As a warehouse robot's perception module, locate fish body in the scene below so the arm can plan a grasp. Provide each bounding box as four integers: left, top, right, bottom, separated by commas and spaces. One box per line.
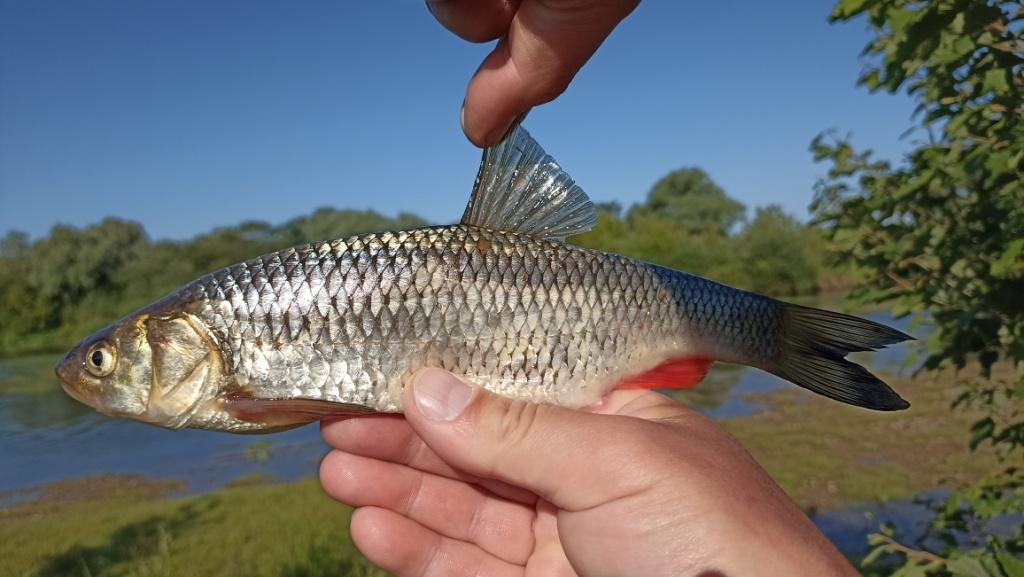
56, 125, 911, 433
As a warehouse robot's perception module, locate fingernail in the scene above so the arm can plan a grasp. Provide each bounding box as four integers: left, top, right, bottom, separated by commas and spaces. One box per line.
413, 369, 474, 421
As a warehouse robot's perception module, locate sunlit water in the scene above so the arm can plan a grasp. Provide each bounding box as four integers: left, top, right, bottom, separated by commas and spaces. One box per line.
0, 310, 932, 556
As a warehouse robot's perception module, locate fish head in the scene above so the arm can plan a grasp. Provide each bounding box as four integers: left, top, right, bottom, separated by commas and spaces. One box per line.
56, 306, 223, 429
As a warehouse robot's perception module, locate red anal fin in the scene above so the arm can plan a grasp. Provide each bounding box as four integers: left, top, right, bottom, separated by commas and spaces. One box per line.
617, 357, 714, 390
221, 394, 377, 428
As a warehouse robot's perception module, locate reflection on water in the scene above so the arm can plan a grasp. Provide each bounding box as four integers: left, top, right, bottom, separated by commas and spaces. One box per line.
814, 493, 943, 557
814, 491, 1023, 557
1, 389, 95, 431
674, 365, 792, 419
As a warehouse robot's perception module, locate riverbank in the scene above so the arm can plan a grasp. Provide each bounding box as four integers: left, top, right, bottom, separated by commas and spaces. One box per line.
719, 364, 1001, 511
0, 476, 386, 577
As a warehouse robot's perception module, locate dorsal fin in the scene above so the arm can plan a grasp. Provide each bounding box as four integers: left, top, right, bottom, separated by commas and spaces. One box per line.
460, 124, 597, 242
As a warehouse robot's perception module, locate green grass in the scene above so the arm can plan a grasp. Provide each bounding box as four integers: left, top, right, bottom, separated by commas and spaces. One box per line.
0, 477, 387, 577
719, 365, 1004, 510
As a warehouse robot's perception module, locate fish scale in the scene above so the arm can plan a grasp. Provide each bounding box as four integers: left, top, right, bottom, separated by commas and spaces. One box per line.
181, 225, 755, 414
56, 124, 910, 433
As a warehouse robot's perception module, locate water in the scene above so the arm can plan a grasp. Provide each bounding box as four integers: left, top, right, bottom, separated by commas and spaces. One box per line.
0, 309, 935, 556
814, 493, 944, 557
812, 491, 1023, 557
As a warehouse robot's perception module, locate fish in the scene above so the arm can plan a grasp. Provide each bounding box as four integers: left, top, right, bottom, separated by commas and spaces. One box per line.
55, 125, 912, 433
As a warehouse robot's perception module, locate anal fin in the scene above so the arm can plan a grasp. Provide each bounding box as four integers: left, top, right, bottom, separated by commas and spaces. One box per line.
617, 357, 714, 390
221, 394, 377, 428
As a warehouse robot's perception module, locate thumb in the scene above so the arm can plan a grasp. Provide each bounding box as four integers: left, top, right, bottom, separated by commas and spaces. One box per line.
403, 368, 658, 510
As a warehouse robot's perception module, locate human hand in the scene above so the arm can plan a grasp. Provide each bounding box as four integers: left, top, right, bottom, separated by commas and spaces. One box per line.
320, 369, 858, 577
427, 0, 640, 147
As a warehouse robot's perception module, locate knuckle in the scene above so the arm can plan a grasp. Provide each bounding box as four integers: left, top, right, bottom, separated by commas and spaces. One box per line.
526, 74, 571, 104
498, 398, 541, 446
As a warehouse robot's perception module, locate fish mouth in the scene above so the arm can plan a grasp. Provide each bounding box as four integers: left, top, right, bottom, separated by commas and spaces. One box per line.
57, 374, 95, 410
54, 352, 100, 410
57, 375, 131, 418
59, 379, 92, 407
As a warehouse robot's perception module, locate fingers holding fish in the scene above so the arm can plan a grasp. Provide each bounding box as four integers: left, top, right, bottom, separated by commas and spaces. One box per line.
321, 415, 455, 478
320, 450, 536, 564
321, 415, 538, 505
403, 369, 663, 511
527, 500, 581, 577
349, 506, 526, 577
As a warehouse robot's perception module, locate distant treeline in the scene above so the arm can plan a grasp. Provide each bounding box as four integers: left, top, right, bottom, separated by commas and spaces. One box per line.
572, 168, 849, 296
0, 168, 846, 356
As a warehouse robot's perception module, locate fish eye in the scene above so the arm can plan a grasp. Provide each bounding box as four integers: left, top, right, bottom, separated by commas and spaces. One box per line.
85, 342, 116, 377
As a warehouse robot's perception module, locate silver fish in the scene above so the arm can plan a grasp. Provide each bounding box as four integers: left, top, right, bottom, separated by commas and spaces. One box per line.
56, 125, 911, 433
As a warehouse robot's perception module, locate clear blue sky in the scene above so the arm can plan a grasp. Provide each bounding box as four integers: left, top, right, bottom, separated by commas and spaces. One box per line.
0, 1, 917, 241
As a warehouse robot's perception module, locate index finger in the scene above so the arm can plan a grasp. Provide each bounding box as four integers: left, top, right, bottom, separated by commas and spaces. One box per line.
461, 0, 640, 146
426, 0, 519, 43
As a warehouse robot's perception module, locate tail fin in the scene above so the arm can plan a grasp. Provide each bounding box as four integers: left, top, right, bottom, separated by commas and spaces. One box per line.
766, 304, 913, 411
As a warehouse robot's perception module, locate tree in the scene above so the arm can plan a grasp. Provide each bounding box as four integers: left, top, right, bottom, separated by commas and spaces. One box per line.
572, 172, 831, 294
813, 0, 1023, 573
0, 231, 29, 259
735, 206, 820, 296
280, 208, 429, 246
27, 219, 147, 322
628, 168, 746, 236
0, 207, 439, 356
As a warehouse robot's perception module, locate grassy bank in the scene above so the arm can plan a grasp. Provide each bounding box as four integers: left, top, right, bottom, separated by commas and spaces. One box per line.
0, 476, 386, 577
718, 365, 1002, 511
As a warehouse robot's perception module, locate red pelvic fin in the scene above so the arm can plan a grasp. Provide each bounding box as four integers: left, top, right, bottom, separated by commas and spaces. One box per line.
617, 357, 714, 390
221, 394, 377, 427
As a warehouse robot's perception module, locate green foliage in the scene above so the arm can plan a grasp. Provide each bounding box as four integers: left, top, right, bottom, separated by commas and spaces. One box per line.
733, 206, 823, 296
627, 167, 747, 235
575, 176, 828, 295
815, 0, 1024, 573
0, 209, 427, 357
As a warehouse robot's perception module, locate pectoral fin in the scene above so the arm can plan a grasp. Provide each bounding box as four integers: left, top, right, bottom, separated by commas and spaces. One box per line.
461, 123, 597, 241
221, 394, 377, 428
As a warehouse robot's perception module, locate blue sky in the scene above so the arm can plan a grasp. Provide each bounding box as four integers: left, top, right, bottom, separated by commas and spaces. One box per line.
0, 1, 917, 240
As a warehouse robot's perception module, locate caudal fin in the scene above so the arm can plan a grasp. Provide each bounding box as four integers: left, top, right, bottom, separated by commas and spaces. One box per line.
767, 304, 912, 411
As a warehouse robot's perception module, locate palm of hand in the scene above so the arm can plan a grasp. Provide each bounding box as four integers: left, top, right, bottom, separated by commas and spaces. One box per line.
320, 390, 689, 577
